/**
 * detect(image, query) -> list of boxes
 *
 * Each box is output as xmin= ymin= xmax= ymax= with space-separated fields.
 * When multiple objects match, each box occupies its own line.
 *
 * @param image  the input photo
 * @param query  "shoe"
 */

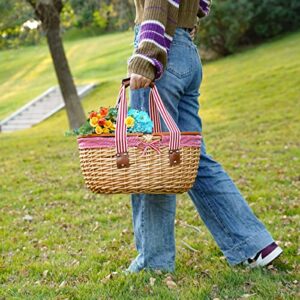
xmin=243 ymin=242 xmax=283 ymax=268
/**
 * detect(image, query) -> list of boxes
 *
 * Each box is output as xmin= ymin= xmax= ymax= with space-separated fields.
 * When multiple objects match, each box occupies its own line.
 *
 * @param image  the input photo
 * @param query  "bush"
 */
xmin=0 ymin=26 xmax=42 ymax=49
xmin=246 ymin=0 xmax=300 ymax=40
xmin=196 ymin=0 xmax=300 ymax=56
xmin=196 ymin=0 xmax=254 ymax=55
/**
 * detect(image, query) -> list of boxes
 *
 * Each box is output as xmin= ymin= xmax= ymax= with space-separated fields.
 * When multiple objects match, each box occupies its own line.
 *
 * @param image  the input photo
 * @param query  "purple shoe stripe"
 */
xmin=250 ymin=242 xmax=279 ymax=262
xmin=261 ymin=242 xmax=278 ymax=259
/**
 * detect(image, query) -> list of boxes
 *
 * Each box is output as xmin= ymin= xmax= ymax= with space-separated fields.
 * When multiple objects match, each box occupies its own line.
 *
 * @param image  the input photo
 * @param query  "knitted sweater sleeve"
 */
xmin=198 ymin=0 xmax=212 ymax=18
xmin=127 ymin=0 xmax=179 ymax=81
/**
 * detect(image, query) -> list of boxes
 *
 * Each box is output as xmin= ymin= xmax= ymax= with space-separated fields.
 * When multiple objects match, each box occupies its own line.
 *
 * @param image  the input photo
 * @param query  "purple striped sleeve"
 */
xmin=199 ymin=0 xmax=211 ymax=16
xmin=164 ymin=36 xmax=172 ymax=51
xmin=141 ymin=22 xmax=165 ymax=36
xmin=127 ymin=53 xmax=164 ymax=80
xmin=139 ymin=31 xmax=167 ymax=49
xmin=130 ymin=1 xmax=183 ymax=81
xmin=152 ymin=58 xmax=164 ymax=79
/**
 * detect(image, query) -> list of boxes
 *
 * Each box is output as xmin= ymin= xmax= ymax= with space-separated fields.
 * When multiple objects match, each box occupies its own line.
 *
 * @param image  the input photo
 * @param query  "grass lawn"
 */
xmin=0 ymin=30 xmax=299 ymax=299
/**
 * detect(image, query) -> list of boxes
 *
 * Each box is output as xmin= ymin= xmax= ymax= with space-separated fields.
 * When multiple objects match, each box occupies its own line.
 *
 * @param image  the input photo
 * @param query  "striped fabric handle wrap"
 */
xmin=149 ymin=90 xmax=162 ymax=133
xmin=115 ymin=80 xmax=181 ymax=168
xmin=115 ymin=85 xmax=130 ymax=168
xmin=115 ymin=83 xmax=125 ymax=109
xmin=116 ymin=78 xmax=162 ymax=132
xmin=116 ymin=85 xmax=162 ymax=133
xmin=150 ymin=86 xmax=181 ymax=151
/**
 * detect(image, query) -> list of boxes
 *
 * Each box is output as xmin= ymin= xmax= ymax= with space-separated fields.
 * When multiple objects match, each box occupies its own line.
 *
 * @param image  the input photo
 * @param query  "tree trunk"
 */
xmin=46 ymin=28 xmax=86 ymax=129
xmin=26 ymin=0 xmax=87 ymax=130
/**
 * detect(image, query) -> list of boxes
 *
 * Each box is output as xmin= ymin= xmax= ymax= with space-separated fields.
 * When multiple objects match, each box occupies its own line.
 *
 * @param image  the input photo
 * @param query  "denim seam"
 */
xmin=195 ymin=188 xmax=238 ymax=249
xmin=141 ymin=199 xmax=146 ymax=267
xmin=184 ymin=45 xmax=202 ymax=95
xmin=228 ymin=228 xmax=273 ymax=253
xmin=226 ymin=229 xmax=274 ymax=265
xmin=166 ymin=65 xmax=193 ymax=79
xmin=144 ymin=263 xmax=174 ymax=271
xmin=166 ymin=46 xmax=193 ymax=79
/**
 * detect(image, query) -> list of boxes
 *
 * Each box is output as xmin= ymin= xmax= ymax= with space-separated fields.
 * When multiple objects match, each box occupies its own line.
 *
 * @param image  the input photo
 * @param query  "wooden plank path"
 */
xmin=0 ymin=84 xmax=96 ymax=132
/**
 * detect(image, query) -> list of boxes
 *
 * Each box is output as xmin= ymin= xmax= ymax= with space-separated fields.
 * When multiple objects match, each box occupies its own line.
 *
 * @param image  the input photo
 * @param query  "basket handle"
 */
xmin=115 ymin=78 xmax=162 ymax=132
xmin=115 ymin=77 xmax=181 ymax=168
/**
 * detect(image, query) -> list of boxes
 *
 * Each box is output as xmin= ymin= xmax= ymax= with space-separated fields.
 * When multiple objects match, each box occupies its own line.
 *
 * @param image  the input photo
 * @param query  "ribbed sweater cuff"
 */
xmin=128 ymin=56 xmax=156 ymax=81
xmin=197 ymin=9 xmax=206 ymax=18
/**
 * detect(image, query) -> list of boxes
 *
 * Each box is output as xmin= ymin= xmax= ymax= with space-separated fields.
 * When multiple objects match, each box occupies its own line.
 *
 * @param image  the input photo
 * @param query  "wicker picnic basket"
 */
xmin=77 ymin=78 xmax=202 ymax=194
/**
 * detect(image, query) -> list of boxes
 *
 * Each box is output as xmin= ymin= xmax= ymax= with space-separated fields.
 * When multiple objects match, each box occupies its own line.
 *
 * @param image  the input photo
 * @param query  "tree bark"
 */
xmin=26 ymin=0 xmax=86 ymax=130
xmin=46 ymin=27 xmax=86 ymax=129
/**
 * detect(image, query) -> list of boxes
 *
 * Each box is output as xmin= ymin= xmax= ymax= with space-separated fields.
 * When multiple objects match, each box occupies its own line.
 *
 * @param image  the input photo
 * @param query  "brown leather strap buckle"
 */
xmin=169 ymin=149 xmax=181 ymax=166
xmin=116 ymin=152 xmax=130 ymax=169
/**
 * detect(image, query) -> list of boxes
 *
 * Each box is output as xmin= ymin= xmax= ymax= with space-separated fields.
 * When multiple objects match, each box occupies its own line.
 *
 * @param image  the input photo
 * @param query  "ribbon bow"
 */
xmin=137 ymin=140 xmax=161 ymax=156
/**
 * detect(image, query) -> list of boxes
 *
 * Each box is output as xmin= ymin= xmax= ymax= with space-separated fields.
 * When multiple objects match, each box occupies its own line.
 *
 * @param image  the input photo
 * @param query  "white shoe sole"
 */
xmin=249 ymin=246 xmax=283 ymax=268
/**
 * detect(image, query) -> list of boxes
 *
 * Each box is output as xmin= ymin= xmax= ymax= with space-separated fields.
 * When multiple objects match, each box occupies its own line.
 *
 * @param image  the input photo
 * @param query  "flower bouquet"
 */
xmin=65 ymin=106 xmax=154 ymax=136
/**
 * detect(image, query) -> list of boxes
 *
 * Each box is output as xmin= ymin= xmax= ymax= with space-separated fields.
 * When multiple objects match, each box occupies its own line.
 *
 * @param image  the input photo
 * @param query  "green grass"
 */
xmin=0 ymin=30 xmax=300 ymax=299
xmin=0 ymin=30 xmax=133 ymax=121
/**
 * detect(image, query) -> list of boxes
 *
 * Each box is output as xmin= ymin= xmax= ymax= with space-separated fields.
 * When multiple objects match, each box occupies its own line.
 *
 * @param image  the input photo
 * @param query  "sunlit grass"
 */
xmin=0 ymin=31 xmax=299 ymax=299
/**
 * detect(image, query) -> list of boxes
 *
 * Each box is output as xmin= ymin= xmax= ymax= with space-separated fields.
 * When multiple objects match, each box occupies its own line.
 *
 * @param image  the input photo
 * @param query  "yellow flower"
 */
xmin=125 ymin=116 xmax=135 ymax=128
xmin=104 ymin=120 xmax=113 ymax=129
xmin=97 ymin=113 xmax=102 ymax=119
xmin=102 ymin=127 xmax=110 ymax=134
xmin=95 ymin=126 xmax=103 ymax=134
xmin=89 ymin=117 xmax=98 ymax=127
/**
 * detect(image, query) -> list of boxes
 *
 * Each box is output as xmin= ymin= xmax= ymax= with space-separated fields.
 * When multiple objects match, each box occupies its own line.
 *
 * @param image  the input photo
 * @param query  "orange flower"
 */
xmin=100 ymin=107 xmax=108 ymax=117
xmin=98 ymin=118 xmax=106 ymax=126
xmin=89 ymin=111 xmax=98 ymax=119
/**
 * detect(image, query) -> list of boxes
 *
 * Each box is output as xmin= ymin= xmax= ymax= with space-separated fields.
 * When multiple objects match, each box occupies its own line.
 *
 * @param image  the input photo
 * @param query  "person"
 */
xmin=125 ymin=0 xmax=283 ymax=273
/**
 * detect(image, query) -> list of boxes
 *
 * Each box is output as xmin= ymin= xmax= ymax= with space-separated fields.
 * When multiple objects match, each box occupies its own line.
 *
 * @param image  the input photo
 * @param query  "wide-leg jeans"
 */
xmin=127 ymin=26 xmax=275 ymax=272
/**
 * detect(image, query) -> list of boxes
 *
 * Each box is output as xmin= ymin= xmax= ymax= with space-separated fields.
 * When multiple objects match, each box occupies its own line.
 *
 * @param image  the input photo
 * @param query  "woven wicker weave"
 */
xmin=78 ymin=133 xmax=201 ymax=194
xmin=77 ymin=78 xmax=201 ymax=194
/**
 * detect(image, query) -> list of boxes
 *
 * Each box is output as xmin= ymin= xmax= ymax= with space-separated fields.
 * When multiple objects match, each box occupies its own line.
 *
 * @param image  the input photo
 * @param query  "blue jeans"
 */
xmin=127 ymin=25 xmax=274 ymax=272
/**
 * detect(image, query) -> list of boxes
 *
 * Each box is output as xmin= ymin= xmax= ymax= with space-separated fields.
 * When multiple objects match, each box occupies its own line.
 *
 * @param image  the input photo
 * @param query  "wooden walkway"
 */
xmin=0 ymin=84 xmax=96 ymax=132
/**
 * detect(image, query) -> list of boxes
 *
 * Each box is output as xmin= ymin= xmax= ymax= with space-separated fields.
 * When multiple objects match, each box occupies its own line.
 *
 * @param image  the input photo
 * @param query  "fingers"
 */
xmin=130 ymin=74 xmax=138 ymax=90
xmin=130 ymin=73 xmax=152 ymax=90
xmin=189 ymin=26 xmax=197 ymax=40
xmin=190 ymin=28 xmax=196 ymax=40
xmin=143 ymin=78 xmax=151 ymax=88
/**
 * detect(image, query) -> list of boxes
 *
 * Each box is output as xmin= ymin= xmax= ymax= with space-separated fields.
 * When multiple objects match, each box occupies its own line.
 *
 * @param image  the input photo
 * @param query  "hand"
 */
xmin=189 ymin=26 xmax=197 ymax=40
xmin=130 ymin=73 xmax=152 ymax=90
